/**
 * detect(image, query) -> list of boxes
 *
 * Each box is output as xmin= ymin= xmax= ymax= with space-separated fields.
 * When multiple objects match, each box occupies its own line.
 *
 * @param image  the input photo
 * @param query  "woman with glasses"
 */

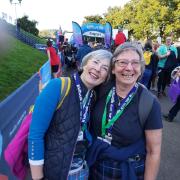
xmin=87 ymin=42 xmax=163 ymax=180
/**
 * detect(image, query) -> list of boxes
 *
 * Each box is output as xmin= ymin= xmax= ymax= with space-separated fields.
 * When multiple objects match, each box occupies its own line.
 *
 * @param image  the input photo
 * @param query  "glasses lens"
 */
xmin=115 ymin=59 xmax=140 ymax=68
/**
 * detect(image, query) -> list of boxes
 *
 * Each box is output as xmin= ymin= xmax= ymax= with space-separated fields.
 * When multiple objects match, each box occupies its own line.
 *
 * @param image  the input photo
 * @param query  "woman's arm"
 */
xmin=144 ymin=129 xmax=162 ymax=180
xmin=157 ymin=51 xmax=170 ymax=60
xmin=28 ymin=79 xmax=61 ymax=179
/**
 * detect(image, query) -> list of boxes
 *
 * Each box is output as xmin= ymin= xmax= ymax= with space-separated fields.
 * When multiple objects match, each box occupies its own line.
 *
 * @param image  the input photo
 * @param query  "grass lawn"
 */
xmin=0 ymin=34 xmax=47 ymax=101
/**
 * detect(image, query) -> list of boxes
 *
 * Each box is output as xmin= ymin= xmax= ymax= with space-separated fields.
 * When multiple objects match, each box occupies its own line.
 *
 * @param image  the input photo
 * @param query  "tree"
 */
xmin=102 ymin=0 xmax=179 ymax=40
xmin=132 ymin=0 xmax=169 ymax=39
xmin=104 ymin=6 xmax=123 ymax=28
xmin=83 ymin=15 xmax=103 ymax=24
xmin=159 ymin=0 xmax=180 ymax=39
xmin=17 ymin=15 xmax=39 ymax=36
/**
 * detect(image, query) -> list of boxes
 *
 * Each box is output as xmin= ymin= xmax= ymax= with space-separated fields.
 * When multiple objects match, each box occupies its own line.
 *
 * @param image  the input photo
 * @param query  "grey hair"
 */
xmin=171 ymin=66 xmax=180 ymax=79
xmin=112 ymin=42 xmax=145 ymax=80
xmin=81 ymin=49 xmax=113 ymax=81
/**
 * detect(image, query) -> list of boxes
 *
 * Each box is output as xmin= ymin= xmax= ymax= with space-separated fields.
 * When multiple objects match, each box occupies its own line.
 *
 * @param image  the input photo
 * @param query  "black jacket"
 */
xmin=43 ymin=76 xmax=88 ymax=180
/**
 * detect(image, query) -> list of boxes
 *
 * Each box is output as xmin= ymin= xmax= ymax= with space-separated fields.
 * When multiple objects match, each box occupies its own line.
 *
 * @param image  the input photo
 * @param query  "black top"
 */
xmin=91 ymin=81 xmax=163 ymax=148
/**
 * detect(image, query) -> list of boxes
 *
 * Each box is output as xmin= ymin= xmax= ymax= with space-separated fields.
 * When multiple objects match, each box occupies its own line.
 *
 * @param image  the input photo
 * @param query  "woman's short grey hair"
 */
xmin=81 ymin=49 xmax=113 ymax=67
xmin=81 ymin=49 xmax=113 ymax=81
xmin=112 ymin=42 xmax=145 ymax=77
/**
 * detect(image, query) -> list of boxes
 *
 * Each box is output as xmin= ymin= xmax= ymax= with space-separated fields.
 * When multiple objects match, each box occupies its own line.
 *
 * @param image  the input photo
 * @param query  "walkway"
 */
xmin=157 ymin=91 xmax=180 ymax=180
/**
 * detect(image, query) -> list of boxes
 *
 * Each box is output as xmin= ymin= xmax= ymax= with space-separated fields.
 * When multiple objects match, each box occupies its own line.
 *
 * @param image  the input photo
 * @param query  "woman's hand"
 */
xmin=166 ymin=51 xmax=171 ymax=57
xmin=30 ymin=164 xmax=44 ymax=180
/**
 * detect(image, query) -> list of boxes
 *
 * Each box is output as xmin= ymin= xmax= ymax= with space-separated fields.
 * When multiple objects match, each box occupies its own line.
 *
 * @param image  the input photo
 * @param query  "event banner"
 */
xmin=39 ymin=60 xmax=51 ymax=89
xmin=81 ymin=22 xmax=105 ymax=38
xmin=72 ymin=21 xmax=83 ymax=47
xmin=104 ymin=22 xmax=112 ymax=48
xmin=0 ymin=73 xmax=39 ymax=179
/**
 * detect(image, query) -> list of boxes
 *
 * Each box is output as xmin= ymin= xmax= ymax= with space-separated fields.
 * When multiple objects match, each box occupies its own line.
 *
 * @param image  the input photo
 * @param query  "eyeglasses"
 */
xmin=115 ymin=59 xmax=141 ymax=68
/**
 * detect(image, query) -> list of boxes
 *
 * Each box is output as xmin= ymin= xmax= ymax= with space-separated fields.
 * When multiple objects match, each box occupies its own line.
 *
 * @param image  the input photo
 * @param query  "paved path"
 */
xmin=155 ymin=90 xmax=180 ymax=180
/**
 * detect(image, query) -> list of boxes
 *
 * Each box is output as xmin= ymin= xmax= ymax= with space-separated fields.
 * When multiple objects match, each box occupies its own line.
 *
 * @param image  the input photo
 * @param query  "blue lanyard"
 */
xmin=106 ymin=84 xmax=138 ymax=134
xmin=73 ymin=73 xmax=94 ymax=124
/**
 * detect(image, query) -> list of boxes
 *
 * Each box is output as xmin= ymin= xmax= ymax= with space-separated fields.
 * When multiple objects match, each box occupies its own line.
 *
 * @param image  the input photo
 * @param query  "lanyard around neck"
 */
xmin=73 ymin=73 xmax=94 ymax=124
xmin=101 ymin=84 xmax=138 ymax=137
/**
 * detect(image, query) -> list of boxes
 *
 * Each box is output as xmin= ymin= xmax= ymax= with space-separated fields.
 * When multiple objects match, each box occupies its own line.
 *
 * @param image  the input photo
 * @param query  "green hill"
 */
xmin=0 ymin=33 xmax=47 ymax=101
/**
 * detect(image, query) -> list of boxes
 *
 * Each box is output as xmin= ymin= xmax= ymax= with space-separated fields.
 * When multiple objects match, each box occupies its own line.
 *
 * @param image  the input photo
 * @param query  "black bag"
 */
xmin=164 ymin=50 xmax=178 ymax=70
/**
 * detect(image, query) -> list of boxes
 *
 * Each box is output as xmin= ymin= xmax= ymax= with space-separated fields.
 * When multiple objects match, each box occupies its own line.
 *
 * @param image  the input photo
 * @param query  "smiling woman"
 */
xmin=88 ymin=42 xmax=163 ymax=180
xmin=28 ymin=49 xmax=112 ymax=180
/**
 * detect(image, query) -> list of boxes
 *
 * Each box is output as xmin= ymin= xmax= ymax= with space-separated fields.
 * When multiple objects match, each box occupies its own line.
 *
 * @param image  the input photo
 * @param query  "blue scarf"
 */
xmin=86 ymin=138 xmax=146 ymax=180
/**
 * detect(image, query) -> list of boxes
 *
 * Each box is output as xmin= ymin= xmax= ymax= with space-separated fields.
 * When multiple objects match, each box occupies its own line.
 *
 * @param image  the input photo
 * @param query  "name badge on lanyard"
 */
xmin=74 ymin=73 xmax=94 ymax=143
xmin=97 ymin=134 xmax=112 ymax=145
xmin=105 ymin=133 xmax=112 ymax=144
xmin=77 ymin=130 xmax=84 ymax=141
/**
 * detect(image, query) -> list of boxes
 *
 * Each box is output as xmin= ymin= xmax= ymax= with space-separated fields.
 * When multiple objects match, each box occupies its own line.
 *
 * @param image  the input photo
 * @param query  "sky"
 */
xmin=0 ymin=0 xmax=130 ymax=31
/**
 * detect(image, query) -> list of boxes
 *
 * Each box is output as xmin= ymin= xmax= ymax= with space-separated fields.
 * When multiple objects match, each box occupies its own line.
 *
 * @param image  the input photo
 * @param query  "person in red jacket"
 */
xmin=46 ymin=39 xmax=62 ymax=78
xmin=114 ymin=28 xmax=126 ymax=47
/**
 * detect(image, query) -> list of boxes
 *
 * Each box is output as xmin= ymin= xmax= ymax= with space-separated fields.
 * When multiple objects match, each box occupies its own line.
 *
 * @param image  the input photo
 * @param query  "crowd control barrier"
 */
xmin=0 ymin=73 xmax=39 ymax=179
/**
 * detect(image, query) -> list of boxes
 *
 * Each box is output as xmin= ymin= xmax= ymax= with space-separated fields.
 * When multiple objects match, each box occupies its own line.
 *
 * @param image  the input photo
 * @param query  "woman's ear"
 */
xmin=112 ymin=68 xmax=115 ymax=74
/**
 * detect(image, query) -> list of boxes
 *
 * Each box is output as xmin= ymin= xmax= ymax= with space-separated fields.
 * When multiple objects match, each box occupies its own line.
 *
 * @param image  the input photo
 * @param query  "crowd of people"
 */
xmin=27 ymin=30 xmax=180 ymax=180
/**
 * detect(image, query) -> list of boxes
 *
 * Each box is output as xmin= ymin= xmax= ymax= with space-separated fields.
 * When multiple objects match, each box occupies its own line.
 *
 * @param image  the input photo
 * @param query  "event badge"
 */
xmin=105 ymin=133 xmax=112 ymax=144
xmin=77 ymin=130 xmax=84 ymax=141
xmin=98 ymin=133 xmax=112 ymax=145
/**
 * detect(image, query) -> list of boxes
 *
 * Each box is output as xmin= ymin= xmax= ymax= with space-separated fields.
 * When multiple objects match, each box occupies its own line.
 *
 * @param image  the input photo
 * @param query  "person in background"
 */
xmin=87 ymin=42 xmax=162 ymax=180
xmin=75 ymin=39 xmax=92 ymax=68
xmin=140 ymin=40 xmax=159 ymax=89
xmin=46 ymin=39 xmax=62 ymax=78
xmin=157 ymin=37 xmax=178 ymax=97
xmin=150 ymin=41 xmax=160 ymax=91
xmin=164 ymin=37 xmax=178 ymax=85
xmin=28 ymin=49 xmax=112 ymax=180
xmin=164 ymin=66 xmax=180 ymax=122
xmin=63 ymin=38 xmax=69 ymax=46
xmin=153 ymin=41 xmax=160 ymax=52
xmin=114 ymin=27 xmax=126 ymax=47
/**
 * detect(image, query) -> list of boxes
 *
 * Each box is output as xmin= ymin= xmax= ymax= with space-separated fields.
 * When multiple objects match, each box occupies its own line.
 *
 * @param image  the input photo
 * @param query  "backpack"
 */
xmin=143 ymin=51 xmax=152 ymax=65
xmin=4 ymin=77 xmax=71 ymax=180
xmin=138 ymin=83 xmax=155 ymax=129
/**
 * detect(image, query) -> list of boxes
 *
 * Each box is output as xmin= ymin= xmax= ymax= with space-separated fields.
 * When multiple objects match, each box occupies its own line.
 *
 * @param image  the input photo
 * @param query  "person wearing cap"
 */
xmin=87 ymin=42 xmax=163 ymax=179
xmin=114 ymin=27 xmax=127 ymax=47
xmin=28 ymin=49 xmax=112 ymax=180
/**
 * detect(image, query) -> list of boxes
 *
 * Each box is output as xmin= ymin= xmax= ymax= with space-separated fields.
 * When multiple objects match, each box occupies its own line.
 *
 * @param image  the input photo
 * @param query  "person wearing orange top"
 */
xmin=114 ymin=28 xmax=126 ymax=47
xmin=46 ymin=40 xmax=62 ymax=78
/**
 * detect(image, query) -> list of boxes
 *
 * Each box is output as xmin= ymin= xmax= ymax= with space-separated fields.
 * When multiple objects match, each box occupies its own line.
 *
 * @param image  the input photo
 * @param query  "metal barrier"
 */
xmin=0 ymin=73 xmax=39 ymax=179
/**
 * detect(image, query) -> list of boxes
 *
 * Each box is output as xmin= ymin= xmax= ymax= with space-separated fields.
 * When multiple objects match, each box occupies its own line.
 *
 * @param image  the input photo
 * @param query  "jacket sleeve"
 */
xmin=28 ymin=78 xmax=61 ymax=165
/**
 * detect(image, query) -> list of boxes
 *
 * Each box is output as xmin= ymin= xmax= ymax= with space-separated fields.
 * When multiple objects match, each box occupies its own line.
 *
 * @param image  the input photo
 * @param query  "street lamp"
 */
xmin=10 ymin=0 xmax=22 ymax=24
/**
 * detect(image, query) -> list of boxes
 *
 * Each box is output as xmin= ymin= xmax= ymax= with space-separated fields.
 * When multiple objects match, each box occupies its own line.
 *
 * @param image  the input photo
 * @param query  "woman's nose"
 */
xmin=95 ymin=64 xmax=101 ymax=71
xmin=125 ymin=62 xmax=133 ymax=70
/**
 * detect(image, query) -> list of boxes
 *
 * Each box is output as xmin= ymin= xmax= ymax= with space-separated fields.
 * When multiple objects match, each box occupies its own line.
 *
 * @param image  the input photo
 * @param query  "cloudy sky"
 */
xmin=0 ymin=0 xmax=129 ymax=31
